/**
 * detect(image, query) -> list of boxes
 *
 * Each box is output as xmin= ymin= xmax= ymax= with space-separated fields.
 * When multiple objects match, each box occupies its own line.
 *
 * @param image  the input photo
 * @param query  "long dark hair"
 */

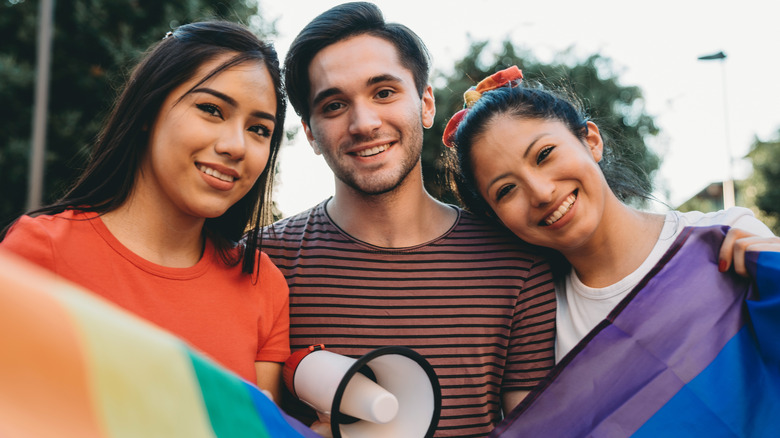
xmin=2 ymin=20 xmax=286 ymax=274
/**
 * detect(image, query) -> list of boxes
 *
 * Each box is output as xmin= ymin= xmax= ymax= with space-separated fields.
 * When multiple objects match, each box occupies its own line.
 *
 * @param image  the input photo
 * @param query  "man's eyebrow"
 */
xmin=311 ymin=87 xmax=342 ymax=108
xmin=367 ymin=73 xmax=403 ymax=86
xmin=310 ymin=74 xmax=405 ymax=107
xmin=192 ymin=87 xmax=276 ymax=122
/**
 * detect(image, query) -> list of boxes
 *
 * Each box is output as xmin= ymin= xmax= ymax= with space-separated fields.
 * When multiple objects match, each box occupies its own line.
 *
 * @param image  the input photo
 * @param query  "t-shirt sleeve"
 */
xmin=255 ymin=251 xmax=291 ymax=363
xmin=0 ymin=216 xmax=58 ymax=273
xmin=725 ymin=207 xmax=775 ymax=237
xmin=503 ymin=254 xmax=557 ymax=390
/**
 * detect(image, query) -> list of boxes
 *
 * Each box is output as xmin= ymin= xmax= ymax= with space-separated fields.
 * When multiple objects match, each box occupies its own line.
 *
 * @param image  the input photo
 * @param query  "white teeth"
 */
xmin=198 ymin=165 xmax=235 ymax=182
xmin=355 ymin=144 xmax=389 ymax=157
xmin=544 ymin=193 xmax=577 ymax=225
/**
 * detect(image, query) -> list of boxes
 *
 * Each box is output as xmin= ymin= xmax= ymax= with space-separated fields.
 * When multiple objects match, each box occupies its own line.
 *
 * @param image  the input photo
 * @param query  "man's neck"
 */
xmin=327 ymin=177 xmax=457 ymax=248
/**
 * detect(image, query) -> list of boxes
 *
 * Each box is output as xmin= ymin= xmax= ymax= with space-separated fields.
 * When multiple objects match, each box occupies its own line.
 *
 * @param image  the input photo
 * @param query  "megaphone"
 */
xmin=283 ymin=345 xmax=441 ymax=438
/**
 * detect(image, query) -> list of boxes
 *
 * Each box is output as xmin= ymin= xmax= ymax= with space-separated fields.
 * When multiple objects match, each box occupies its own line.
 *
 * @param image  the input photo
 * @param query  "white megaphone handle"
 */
xmin=292 ymin=350 xmax=399 ymax=424
xmin=285 ymin=346 xmax=441 ymax=438
xmin=340 ymin=372 xmax=399 ymax=424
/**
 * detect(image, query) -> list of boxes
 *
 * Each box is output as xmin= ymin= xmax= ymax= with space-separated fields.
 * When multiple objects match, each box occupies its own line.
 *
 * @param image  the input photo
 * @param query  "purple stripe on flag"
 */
xmin=492 ymin=226 xmax=754 ymax=437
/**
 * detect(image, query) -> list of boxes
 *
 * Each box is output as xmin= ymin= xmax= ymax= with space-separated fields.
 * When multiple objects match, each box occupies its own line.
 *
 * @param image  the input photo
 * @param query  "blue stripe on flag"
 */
xmin=634 ymin=326 xmax=780 ymax=437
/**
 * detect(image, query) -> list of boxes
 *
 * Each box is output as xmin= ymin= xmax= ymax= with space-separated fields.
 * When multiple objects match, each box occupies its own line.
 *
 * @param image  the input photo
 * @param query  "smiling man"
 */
xmin=258 ymin=3 xmax=557 ymax=437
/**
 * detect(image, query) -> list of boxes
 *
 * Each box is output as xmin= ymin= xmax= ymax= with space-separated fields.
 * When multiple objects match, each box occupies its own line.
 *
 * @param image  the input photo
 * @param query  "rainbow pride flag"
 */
xmin=0 ymin=249 xmax=319 ymax=438
xmin=492 ymin=226 xmax=780 ymax=437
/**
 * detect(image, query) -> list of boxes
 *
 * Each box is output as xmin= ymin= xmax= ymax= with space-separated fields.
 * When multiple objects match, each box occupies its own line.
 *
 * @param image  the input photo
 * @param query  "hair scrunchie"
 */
xmin=441 ymin=65 xmax=523 ymax=148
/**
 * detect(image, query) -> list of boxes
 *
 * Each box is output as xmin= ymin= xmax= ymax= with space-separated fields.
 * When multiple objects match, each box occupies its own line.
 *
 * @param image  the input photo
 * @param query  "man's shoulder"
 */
xmin=264 ymin=202 xmax=326 ymax=233
xmin=452 ymin=207 xmax=519 ymax=239
xmin=260 ymin=200 xmax=346 ymax=249
xmin=449 ymin=207 xmax=543 ymax=255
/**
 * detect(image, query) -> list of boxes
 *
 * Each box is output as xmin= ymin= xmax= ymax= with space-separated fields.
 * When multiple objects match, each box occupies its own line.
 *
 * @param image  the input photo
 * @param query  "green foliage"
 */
xmin=422 ymin=38 xmax=661 ymax=206
xmin=746 ymin=130 xmax=780 ymax=234
xmin=0 ymin=0 xmax=269 ymax=229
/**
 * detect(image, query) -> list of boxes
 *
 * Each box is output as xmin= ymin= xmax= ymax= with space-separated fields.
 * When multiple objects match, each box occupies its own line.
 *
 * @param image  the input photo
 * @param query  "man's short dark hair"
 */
xmin=283 ymin=1 xmax=431 ymax=123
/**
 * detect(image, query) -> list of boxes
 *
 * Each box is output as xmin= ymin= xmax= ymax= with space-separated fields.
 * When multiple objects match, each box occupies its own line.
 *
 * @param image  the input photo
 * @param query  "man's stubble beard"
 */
xmin=322 ymin=118 xmax=425 ymax=197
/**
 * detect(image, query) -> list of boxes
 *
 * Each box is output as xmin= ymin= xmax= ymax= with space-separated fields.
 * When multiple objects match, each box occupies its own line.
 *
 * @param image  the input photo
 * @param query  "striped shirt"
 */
xmin=261 ymin=201 xmax=556 ymax=438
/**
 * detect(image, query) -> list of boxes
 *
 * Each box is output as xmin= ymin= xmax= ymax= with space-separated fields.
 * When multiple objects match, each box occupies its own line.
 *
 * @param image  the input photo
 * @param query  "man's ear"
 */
xmin=302 ymin=120 xmax=321 ymax=155
xmin=584 ymin=121 xmax=603 ymax=163
xmin=421 ymin=85 xmax=435 ymax=129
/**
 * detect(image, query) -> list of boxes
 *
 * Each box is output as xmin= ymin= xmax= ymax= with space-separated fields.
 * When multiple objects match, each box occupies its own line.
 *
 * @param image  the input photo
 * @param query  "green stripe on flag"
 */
xmin=187 ymin=350 xmax=271 ymax=438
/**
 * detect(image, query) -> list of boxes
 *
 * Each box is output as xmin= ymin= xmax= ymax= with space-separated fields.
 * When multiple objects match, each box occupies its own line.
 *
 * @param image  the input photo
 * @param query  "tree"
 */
xmin=746 ymin=129 xmax=780 ymax=234
xmin=422 ymin=39 xmax=661 ymax=206
xmin=0 ymin=0 xmax=274 ymax=230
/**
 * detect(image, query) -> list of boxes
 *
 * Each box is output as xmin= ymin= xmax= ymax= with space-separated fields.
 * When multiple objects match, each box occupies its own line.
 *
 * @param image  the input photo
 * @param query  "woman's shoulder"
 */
xmin=5 ymin=210 xmax=91 ymax=239
xmin=1 ymin=210 xmax=95 ymax=271
xmin=252 ymin=249 xmax=287 ymax=284
xmin=671 ymin=207 xmax=773 ymax=237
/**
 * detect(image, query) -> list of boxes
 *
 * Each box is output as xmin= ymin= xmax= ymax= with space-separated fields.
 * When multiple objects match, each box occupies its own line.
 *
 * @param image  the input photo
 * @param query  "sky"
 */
xmin=261 ymin=0 xmax=780 ymax=218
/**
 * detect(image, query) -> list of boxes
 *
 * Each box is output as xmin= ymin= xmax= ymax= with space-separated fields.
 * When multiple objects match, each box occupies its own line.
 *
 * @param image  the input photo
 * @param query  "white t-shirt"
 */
xmin=555 ymin=207 xmax=774 ymax=362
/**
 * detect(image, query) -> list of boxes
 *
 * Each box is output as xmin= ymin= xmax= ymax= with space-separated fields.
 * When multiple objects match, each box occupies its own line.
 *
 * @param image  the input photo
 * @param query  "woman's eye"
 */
xmin=249 ymin=124 xmax=272 ymax=138
xmin=196 ymin=103 xmax=222 ymax=118
xmin=496 ymin=184 xmax=514 ymax=202
xmin=536 ymin=146 xmax=554 ymax=164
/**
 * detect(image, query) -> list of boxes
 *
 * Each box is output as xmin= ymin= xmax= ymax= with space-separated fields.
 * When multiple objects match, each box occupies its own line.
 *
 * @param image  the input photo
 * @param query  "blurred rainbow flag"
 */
xmin=0 ymin=249 xmax=319 ymax=438
xmin=492 ymin=226 xmax=780 ymax=437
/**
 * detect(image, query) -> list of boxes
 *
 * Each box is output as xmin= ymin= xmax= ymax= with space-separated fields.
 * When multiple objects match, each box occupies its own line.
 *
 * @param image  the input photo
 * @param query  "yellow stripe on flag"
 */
xmin=52 ymin=273 xmax=217 ymax=438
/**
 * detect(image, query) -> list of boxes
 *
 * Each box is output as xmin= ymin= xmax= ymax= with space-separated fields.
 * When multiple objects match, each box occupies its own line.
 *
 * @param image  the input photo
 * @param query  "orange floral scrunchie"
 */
xmin=441 ymin=65 xmax=523 ymax=148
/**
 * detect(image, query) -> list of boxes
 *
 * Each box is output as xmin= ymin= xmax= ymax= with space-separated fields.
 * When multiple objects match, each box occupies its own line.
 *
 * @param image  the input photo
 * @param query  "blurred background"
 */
xmin=2 ymin=0 xmax=778 ymax=233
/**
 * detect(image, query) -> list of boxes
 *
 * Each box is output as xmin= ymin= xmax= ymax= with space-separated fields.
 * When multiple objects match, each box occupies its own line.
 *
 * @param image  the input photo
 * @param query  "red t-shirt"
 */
xmin=1 ymin=210 xmax=290 ymax=382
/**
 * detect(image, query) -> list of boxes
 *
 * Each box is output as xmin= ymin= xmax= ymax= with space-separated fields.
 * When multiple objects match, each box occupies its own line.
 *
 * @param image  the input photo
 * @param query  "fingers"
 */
xmin=719 ymin=228 xmax=780 ymax=277
xmin=310 ymin=420 xmax=333 ymax=438
xmin=718 ymin=228 xmax=751 ymax=275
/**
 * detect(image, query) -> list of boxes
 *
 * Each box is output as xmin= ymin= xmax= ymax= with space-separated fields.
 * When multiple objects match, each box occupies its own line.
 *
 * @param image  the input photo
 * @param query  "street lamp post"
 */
xmin=697 ymin=51 xmax=735 ymax=209
xmin=27 ymin=0 xmax=55 ymax=211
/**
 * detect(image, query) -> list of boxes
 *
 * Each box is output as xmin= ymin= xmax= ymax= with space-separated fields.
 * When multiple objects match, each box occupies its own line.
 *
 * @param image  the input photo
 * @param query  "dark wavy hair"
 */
xmin=446 ymin=83 xmax=651 ymax=219
xmin=1 ymin=20 xmax=286 ymax=274
xmin=283 ymin=1 xmax=430 ymax=124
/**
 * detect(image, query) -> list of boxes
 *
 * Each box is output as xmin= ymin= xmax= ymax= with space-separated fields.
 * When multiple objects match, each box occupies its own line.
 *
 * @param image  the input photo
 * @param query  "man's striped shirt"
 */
xmin=261 ymin=201 xmax=556 ymax=438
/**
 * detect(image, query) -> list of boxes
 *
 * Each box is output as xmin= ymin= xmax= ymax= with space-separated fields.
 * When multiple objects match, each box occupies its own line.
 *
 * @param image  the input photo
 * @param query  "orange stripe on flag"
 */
xmin=0 ymin=249 xmax=104 ymax=438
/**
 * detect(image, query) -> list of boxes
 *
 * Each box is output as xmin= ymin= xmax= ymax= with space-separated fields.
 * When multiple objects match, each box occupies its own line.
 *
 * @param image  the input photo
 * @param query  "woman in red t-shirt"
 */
xmin=1 ymin=20 xmax=290 ymax=400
